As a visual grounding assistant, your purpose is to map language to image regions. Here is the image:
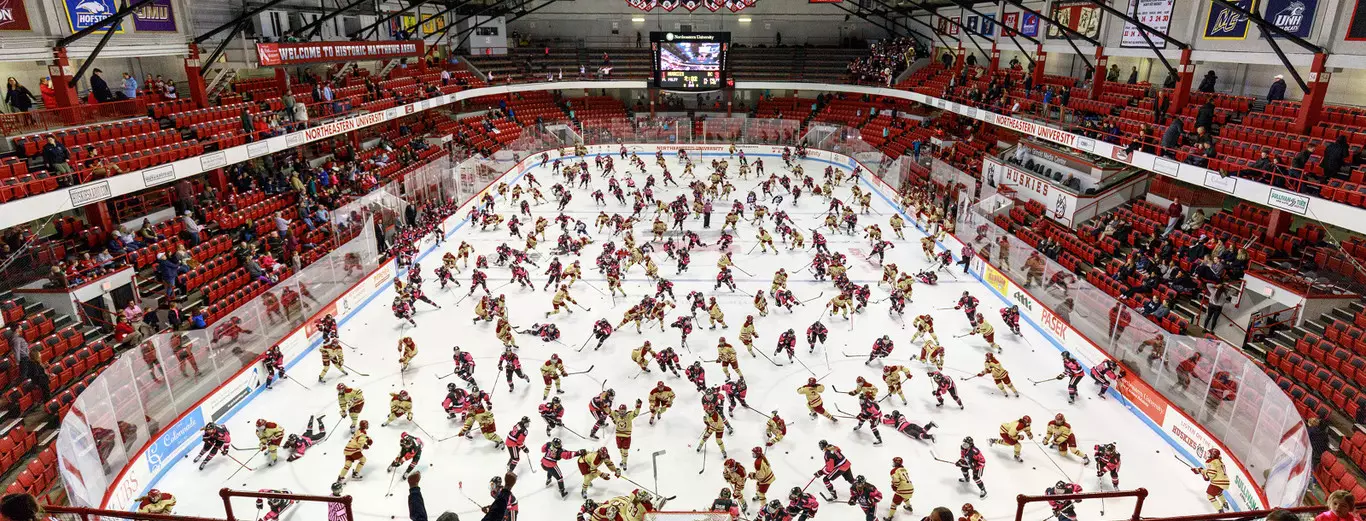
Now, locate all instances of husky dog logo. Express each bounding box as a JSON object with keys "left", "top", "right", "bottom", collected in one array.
[{"left": 1272, "top": 0, "right": 1307, "bottom": 34}]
